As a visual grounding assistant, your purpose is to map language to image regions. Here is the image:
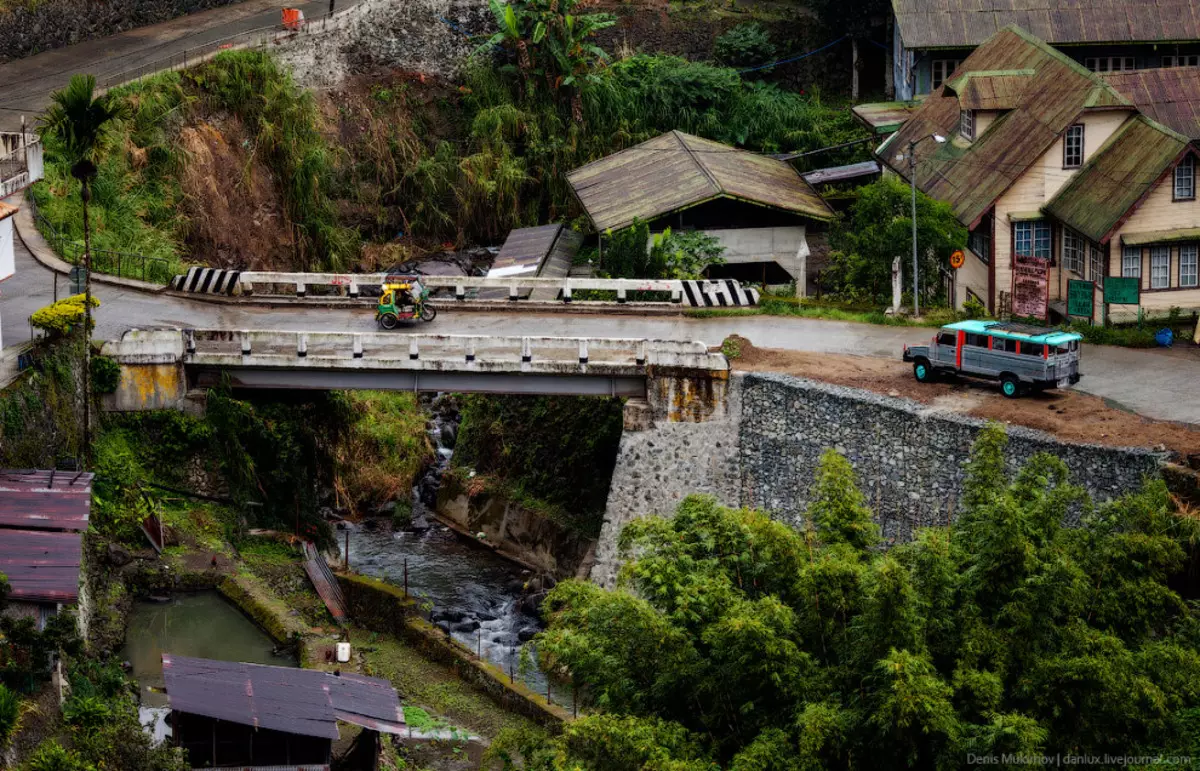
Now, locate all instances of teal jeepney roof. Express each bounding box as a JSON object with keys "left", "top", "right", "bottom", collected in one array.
[{"left": 941, "top": 320, "right": 1083, "bottom": 346}]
